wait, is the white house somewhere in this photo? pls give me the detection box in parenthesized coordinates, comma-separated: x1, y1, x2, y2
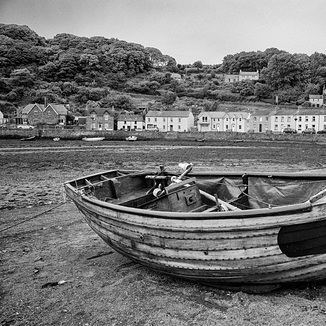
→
(309, 95, 323, 107)
(0, 110, 3, 124)
(197, 111, 226, 131)
(239, 70, 259, 82)
(270, 108, 297, 132)
(117, 113, 144, 131)
(294, 108, 326, 132)
(146, 110, 194, 132)
(224, 111, 250, 132)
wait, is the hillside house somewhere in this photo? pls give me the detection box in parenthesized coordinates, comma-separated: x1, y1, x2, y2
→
(18, 103, 68, 126)
(86, 108, 114, 130)
(117, 112, 144, 131)
(197, 111, 226, 132)
(224, 70, 259, 83)
(239, 70, 259, 82)
(224, 74, 239, 83)
(146, 110, 194, 132)
(309, 95, 323, 107)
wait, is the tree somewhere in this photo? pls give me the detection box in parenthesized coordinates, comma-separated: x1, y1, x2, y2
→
(161, 91, 176, 105)
(193, 61, 203, 69)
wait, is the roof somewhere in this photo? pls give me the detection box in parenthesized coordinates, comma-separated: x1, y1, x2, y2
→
(46, 104, 68, 115)
(22, 103, 67, 115)
(146, 110, 192, 118)
(198, 111, 226, 118)
(88, 108, 113, 116)
(296, 108, 326, 115)
(240, 70, 259, 76)
(22, 104, 44, 114)
(251, 110, 275, 117)
(118, 113, 144, 121)
(309, 95, 323, 99)
(225, 111, 250, 119)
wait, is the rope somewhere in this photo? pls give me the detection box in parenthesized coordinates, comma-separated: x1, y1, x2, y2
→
(0, 182, 69, 233)
(0, 202, 66, 233)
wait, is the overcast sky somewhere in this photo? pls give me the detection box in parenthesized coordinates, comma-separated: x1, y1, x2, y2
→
(0, 0, 325, 65)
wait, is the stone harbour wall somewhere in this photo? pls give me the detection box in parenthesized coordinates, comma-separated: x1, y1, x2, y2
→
(0, 128, 325, 143)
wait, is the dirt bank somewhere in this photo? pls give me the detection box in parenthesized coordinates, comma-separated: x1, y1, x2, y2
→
(1, 139, 326, 325)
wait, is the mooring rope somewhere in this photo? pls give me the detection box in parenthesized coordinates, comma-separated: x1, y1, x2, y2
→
(0, 201, 67, 233)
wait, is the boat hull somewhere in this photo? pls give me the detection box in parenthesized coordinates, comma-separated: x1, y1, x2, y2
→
(65, 169, 326, 287)
(82, 137, 105, 141)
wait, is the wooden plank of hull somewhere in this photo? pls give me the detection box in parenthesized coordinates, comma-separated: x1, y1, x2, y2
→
(86, 224, 326, 284)
(67, 183, 326, 285)
(77, 204, 326, 284)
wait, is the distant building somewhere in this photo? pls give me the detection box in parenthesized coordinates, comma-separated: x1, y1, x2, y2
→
(309, 95, 323, 107)
(18, 103, 68, 125)
(224, 70, 259, 83)
(86, 108, 114, 130)
(224, 74, 239, 83)
(224, 111, 250, 132)
(197, 111, 226, 131)
(146, 110, 194, 132)
(0, 110, 3, 124)
(294, 108, 326, 132)
(239, 70, 259, 82)
(249, 111, 274, 133)
(117, 112, 144, 131)
(270, 108, 297, 132)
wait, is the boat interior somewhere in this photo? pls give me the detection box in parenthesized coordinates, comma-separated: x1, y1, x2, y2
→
(68, 167, 326, 213)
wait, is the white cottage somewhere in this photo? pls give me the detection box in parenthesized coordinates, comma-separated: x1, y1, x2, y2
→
(146, 110, 194, 132)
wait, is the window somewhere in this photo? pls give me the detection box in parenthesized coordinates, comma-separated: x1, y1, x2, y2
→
(104, 114, 109, 120)
(202, 116, 207, 122)
(312, 116, 316, 122)
(148, 118, 151, 122)
(299, 117, 302, 122)
(281, 117, 284, 122)
(178, 118, 181, 123)
(154, 118, 157, 122)
(275, 117, 278, 122)
(266, 117, 269, 121)
(170, 118, 173, 122)
(163, 118, 165, 122)
(178, 125, 181, 130)
(287, 116, 291, 122)
(163, 125, 166, 129)
(239, 125, 242, 129)
(305, 116, 308, 122)
(274, 124, 278, 130)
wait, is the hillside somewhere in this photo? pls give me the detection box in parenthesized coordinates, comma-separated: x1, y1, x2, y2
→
(1, 24, 326, 117)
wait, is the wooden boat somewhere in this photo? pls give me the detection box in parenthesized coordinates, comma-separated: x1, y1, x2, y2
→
(82, 137, 105, 142)
(64, 165, 326, 292)
(126, 135, 137, 141)
(20, 136, 36, 141)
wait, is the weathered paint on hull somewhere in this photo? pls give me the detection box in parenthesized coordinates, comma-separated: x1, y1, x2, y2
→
(68, 192, 326, 286)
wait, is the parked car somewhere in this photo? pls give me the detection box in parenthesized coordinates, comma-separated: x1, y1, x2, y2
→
(283, 128, 297, 134)
(317, 129, 326, 134)
(17, 124, 35, 129)
(302, 128, 316, 134)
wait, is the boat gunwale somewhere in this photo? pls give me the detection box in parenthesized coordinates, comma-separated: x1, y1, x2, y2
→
(64, 168, 326, 220)
(65, 183, 312, 220)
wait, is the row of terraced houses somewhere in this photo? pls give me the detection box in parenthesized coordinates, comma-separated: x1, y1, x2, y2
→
(7, 101, 326, 133)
